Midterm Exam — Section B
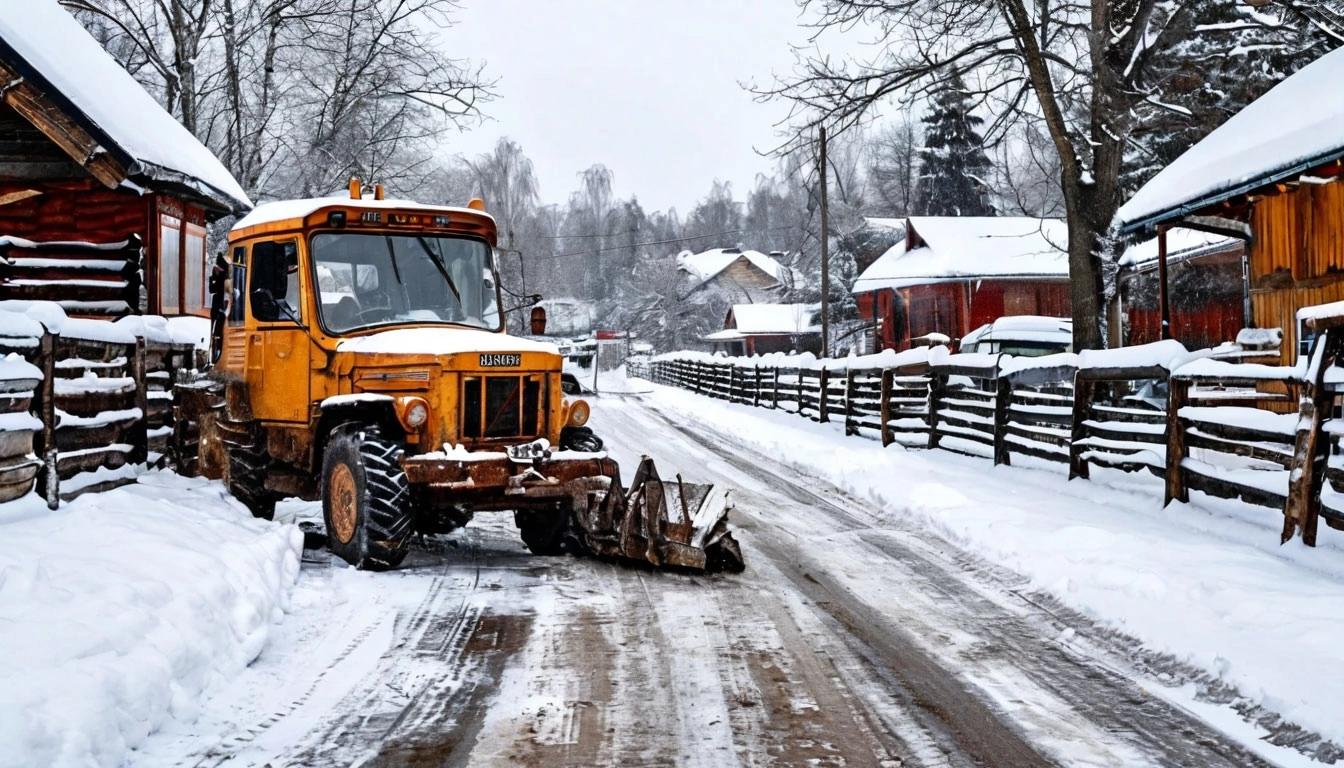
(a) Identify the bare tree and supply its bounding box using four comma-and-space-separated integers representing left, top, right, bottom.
760, 0, 1337, 348
866, 118, 919, 215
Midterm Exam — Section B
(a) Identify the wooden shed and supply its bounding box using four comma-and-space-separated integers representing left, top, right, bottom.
1118, 229, 1246, 350
0, 2, 251, 318
678, 247, 799, 303
703, 302, 821, 356
851, 216, 1070, 351
1118, 46, 1344, 364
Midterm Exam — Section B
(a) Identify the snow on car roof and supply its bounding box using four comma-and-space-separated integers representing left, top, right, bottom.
851, 217, 1067, 293
1118, 45, 1344, 232
678, 247, 794, 287
0, 0, 251, 213
960, 316, 1072, 347
233, 196, 494, 231
729, 303, 819, 335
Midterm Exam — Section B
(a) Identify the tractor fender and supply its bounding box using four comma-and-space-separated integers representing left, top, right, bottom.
314, 394, 406, 469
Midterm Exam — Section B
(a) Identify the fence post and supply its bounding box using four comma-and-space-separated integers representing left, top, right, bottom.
130, 337, 149, 467
1164, 376, 1189, 505
818, 367, 830, 423
926, 370, 944, 450
844, 368, 857, 435
34, 330, 58, 510
771, 368, 779, 409
752, 367, 761, 408
790, 368, 801, 416
993, 373, 1011, 466
1068, 374, 1092, 480
880, 368, 893, 447
1284, 330, 1344, 545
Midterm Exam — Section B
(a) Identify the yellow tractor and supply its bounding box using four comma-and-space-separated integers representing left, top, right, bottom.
179, 180, 742, 573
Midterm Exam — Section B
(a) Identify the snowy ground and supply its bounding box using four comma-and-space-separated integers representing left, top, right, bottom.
0, 473, 303, 768
7, 385, 1342, 767
32, 391, 1322, 765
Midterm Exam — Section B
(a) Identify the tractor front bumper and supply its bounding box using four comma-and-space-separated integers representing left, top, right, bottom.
399, 446, 617, 506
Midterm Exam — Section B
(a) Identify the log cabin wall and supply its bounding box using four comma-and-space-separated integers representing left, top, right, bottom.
1249, 180, 1344, 364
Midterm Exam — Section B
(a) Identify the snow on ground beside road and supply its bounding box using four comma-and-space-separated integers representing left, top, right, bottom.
0, 473, 303, 768
635, 381, 1344, 749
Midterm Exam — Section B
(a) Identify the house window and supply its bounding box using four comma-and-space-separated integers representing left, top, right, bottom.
158, 214, 182, 314
182, 222, 208, 315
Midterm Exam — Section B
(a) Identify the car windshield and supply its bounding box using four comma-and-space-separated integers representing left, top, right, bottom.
310, 232, 501, 334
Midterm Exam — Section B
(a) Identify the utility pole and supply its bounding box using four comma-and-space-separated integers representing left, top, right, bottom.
819, 124, 830, 358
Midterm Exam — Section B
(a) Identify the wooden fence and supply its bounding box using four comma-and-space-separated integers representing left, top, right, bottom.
640, 338, 1344, 549
0, 316, 196, 507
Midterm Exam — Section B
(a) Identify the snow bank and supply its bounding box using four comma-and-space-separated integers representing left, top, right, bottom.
0, 473, 303, 768
652, 345, 935, 372
1076, 339, 1192, 371
639, 383, 1344, 748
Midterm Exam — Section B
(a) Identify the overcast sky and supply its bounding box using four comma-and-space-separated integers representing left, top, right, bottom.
442, 0, 861, 214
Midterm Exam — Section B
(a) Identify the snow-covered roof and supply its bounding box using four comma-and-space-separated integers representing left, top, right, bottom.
851, 217, 1067, 293
729, 303, 819, 336
1119, 228, 1241, 269
678, 247, 793, 288
233, 196, 494, 231
0, 0, 251, 214
1118, 46, 1344, 232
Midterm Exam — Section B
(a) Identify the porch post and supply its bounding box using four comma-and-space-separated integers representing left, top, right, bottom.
1157, 224, 1172, 340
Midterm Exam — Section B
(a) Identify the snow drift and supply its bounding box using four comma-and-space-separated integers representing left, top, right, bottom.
0, 473, 303, 768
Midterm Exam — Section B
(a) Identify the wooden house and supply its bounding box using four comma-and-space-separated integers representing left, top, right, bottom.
678, 247, 799, 303
0, 2, 251, 319
1118, 46, 1344, 364
1118, 229, 1246, 350
703, 302, 821, 356
851, 216, 1070, 351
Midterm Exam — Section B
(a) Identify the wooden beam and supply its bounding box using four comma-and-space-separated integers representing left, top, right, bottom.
0, 60, 126, 189
0, 189, 41, 207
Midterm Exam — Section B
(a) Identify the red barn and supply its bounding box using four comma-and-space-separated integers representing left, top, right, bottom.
1117, 229, 1246, 350
0, 3, 251, 318
851, 217, 1070, 351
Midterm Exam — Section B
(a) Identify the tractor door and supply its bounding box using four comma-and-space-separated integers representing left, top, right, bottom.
245, 239, 311, 423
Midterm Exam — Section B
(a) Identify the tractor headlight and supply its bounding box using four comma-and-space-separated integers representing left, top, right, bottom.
397, 397, 430, 430
567, 398, 590, 427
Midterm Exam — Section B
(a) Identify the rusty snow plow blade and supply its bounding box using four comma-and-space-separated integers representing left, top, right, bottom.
570, 456, 744, 574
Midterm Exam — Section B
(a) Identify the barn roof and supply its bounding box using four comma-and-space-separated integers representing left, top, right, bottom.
851, 216, 1067, 293
678, 247, 795, 288
1118, 46, 1344, 234
704, 303, 820, 341
0, 0, 252, 214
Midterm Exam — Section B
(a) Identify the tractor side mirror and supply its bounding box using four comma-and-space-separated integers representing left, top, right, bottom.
530, 306, 547, 335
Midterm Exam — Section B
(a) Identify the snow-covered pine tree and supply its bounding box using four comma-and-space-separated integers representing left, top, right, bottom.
912, 76, 995, 217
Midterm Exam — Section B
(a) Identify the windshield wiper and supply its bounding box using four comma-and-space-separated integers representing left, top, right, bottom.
415, 236, 462, 305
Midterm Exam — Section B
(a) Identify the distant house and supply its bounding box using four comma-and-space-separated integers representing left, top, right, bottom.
850, 216, 1070, 351
703, 302, 821, 356
1117, 229, 1246, 350
678, 247, 798, 303
1118, 45, 1344, 364
0, 1, 251, 318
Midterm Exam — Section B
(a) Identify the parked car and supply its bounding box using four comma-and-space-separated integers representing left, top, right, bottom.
959, 316, 1072, 357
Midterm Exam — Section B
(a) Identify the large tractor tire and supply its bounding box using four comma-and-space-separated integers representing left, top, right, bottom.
514, 507, 570, 555
227, 439, 276, 520
322, 426, 413, 570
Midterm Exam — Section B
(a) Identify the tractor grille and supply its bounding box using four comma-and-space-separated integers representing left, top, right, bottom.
462, 375, 543, 440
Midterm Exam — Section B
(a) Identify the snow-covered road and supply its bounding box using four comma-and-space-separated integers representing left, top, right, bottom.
118, 393, 1335, 766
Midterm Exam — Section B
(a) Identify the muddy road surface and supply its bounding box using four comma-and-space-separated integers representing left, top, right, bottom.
134, 396, 1298, 767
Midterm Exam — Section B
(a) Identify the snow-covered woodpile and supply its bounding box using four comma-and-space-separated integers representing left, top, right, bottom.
0, 236, 143, 317
641, 321, 1344, 549
0, 304, 199, 507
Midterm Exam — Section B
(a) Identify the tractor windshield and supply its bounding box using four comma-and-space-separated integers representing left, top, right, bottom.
311, 232, 502, 334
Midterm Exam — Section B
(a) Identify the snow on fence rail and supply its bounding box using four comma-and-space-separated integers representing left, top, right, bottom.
640, 332, 1344, 550
0, 304, 199, 508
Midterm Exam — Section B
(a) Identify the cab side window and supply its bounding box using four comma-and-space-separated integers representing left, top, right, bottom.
250, 240, 301, 322
228, 246, 247, 325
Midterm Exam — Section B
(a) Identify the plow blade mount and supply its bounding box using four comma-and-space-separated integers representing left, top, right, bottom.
570, 456, 744, 574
